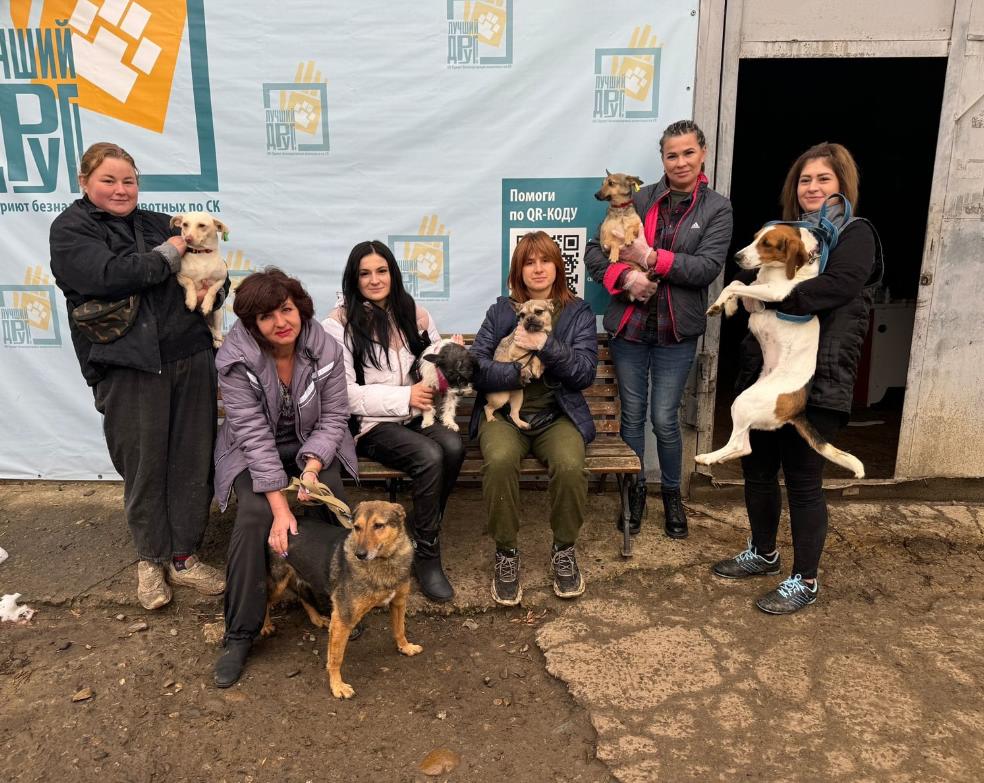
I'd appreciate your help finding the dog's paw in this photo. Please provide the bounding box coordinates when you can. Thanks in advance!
[694,452,711,466]
[330,680,355,699]
[212,338,224,349]
[443,420,459,432]
[260,621,276,637]
[399,641,423,657]
[706,303,722,317]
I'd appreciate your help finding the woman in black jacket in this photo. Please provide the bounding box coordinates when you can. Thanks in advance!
[49,142,226,611]
[471,231,598,605]
[711,142,880,615]
[585,120,734,539]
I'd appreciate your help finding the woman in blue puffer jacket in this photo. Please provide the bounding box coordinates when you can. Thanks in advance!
[470,231,598,606]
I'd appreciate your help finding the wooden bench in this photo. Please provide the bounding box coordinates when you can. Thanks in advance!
[357,334,642,556]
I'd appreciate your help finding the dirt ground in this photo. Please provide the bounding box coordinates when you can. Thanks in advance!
[2,480,984,782]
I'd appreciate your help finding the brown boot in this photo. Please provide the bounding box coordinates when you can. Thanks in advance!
[137,560,172,610]
[167,555,226,595]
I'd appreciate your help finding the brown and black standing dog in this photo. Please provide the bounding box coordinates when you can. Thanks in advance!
[264,500,422,699]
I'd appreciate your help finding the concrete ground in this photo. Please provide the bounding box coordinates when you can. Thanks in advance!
[1,480,982,781]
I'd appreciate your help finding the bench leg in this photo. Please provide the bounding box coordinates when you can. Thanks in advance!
[616,474,633,558]
[596,472,608,495]
[387,478,398,503]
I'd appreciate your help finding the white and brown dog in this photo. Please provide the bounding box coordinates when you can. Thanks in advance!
[419,338,477,432]
[695,224,864,478]
[170,211,230,348]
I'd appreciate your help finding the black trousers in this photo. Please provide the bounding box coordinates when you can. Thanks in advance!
[93,349,217,563]
[355,419,464,552]
[224,458,346,642]
[740,407,845,580]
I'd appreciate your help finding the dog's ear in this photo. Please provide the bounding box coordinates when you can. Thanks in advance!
[170,214,184,228]
[422,354,438,364]
[389,503,407,528]
[629,175,644,191]
[605,168,612,176]
[544,300,556,312]
[213,218,230,240]
[784,233,807,280]
[512,300,524,314]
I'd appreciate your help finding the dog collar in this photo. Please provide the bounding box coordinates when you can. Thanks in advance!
[435,367,449,394]
[185,246,212,254]
[611,200,633,209]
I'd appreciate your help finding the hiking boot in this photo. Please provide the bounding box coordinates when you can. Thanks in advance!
[551,544,585,599]
[213,639,251,688]
[661,488,688,539]
[413,539,454,603]
[167,555,226,595]
[492,548,522,606]
[617,476,646,535]
[137,561,172,610]
[712,539,781,579]
[755,574,819,615]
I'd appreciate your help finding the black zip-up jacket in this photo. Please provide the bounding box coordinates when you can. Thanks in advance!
[735,219,879,414]
[50,198,224,386]
[585,174,733,339]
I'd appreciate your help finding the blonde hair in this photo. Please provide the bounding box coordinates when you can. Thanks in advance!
[780,142,860,220]
[78,142,138,184]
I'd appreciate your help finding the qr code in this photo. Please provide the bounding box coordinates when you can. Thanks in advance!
[509,227,587,297]
[547,232,582,295]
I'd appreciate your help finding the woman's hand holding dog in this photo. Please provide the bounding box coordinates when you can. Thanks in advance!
[409,382,434,411]
[611,229,653,267]
[624,269,658,302]
[165,235,187,255]
[512,323,548,351]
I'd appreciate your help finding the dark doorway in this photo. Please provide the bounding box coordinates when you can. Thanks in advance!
[711,56,946,479]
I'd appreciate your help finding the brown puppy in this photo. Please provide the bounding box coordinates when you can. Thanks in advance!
[595,170,644,265]
[483,299,554,429]
[264,500,421,699]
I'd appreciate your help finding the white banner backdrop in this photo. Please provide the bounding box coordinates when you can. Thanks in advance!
[0,0,698,479]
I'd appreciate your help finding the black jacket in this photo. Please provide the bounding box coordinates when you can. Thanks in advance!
[469,297,598,443]
[585,174,734,339]
[50,198,222,386]
[735,219,879,414]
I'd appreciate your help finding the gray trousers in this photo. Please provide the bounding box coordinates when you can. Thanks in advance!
[93,350,217,562]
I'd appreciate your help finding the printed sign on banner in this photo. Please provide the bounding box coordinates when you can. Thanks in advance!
[501,179,609,315]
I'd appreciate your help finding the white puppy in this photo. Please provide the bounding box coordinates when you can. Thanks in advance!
[170,211,230,348]
[696,224,864,478]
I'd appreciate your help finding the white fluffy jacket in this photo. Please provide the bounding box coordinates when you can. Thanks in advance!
[322,305,440,438]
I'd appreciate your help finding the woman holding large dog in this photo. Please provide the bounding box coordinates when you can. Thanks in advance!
[49,142,226,611]
[323,241,464,603]
[585,119,734,539]
[711,142,881,615]
[472,231,598,605]
[212,268,357,687]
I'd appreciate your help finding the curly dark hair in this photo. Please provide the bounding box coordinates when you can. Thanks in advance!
[232,267,314,352]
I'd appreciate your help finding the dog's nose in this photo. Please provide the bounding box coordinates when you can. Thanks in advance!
[355,550,368,561]
[594,190,605,200]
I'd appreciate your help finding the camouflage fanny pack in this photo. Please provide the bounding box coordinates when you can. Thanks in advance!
[70,210,150,344]
[71,295,141,344]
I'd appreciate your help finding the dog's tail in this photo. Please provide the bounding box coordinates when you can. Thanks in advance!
[789,415,865,478]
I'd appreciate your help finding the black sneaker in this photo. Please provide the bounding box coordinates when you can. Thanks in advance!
[492,548,522,606]
[712,539,781,579]
[551,544,585,599]
[755,574,819,615]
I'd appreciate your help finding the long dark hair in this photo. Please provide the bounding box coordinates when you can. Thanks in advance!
[341,240,428,372]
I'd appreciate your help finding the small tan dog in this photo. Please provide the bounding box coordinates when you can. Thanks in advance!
[595,170,644,264]
[169,211,229,347]
[483,299,554,429]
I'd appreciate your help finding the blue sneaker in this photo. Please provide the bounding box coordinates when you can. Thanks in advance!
[712,539,781,579]
[755,574,819,615]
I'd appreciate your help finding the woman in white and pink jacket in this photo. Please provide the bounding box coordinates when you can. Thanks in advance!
[323,241,463,603]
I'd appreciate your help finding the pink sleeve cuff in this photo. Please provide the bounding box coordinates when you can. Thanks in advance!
[603,262,630,294]
[653,249,675,277]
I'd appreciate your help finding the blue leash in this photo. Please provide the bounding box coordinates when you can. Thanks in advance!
[763,194,852,323]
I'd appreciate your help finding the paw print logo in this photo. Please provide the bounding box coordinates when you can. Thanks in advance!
[465,0,507,47]
[405,215,447,284]
[611,25,660,102]
[12,266,54,331]
[35,0,186,132]
[282,61,326,136]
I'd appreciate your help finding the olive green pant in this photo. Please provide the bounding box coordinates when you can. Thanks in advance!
[479,415,587,550]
